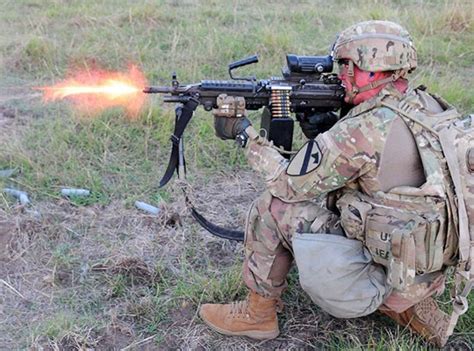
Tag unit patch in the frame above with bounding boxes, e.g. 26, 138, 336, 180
286, 140, 322, 176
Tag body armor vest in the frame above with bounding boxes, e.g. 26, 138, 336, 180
337, 87, 473, 337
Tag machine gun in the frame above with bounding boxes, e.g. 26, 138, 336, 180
144, 54, 345, 240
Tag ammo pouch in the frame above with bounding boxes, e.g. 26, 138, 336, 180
293, 233, 391, 318
337, 191, 447, 291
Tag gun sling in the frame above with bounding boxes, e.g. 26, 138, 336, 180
159, 98, 199, 187
160, 99, 245, 241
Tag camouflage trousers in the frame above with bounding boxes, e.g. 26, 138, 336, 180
242, 190, 446, 313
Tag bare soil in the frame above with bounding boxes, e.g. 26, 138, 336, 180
0, 218, 14, 261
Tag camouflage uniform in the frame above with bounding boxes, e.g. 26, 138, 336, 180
200, 21, 458, 346
242, 83, 445, 313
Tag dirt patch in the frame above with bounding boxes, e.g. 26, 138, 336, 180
30, 322, 136, 351
0, 104, 17, 145
0, 218, 15, 261
0, 105, 16, 119
206, 240, 240, 267
95, 322, 136, 350
110, 257, 155, 285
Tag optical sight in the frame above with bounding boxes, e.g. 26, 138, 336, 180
286, 54, 333, 74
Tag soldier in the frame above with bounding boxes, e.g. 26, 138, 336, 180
199, 21, 459, 347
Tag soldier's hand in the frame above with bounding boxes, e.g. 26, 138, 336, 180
298, 111, 339, 139
213, 94, 251, 140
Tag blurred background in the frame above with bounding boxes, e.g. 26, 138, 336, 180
0, 0, 472, 349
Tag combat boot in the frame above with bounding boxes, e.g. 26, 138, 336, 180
380, 297, 450, 347
199, 291, 280, 340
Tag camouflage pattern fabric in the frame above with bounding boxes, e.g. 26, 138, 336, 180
243, 191, 341, 298
380, 273, 446, 313
246, 85, 401, 202
332, 20, 417, 73
242, 83, 448, 311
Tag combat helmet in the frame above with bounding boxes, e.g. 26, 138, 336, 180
332, 20, 417, 103
332, 20, 417, 73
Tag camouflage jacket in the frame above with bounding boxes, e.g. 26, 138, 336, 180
244, 83, 428, 203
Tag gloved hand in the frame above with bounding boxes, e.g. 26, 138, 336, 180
213, 94, 251, 140
298, 111, 339, 139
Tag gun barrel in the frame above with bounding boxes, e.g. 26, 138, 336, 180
143, 86, 174, 94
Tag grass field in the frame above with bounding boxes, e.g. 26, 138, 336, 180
0, 0, 473, 349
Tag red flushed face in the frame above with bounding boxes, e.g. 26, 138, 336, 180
338, 61, 387, 105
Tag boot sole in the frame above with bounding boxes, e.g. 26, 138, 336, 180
199, 311, 279, 340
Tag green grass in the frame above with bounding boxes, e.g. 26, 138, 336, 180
1, 0, 473, 201
1, 0, 473, 349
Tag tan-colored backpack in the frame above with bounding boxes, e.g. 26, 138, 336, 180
380, 90, 473, 337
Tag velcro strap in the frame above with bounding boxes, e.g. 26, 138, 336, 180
391, 230, 403, 258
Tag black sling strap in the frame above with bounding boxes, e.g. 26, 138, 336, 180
159, 98, 199, 187
189, 201, 244, 241
159, 98, 245, 242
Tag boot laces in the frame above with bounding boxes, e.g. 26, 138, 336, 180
230, 298, 250, 318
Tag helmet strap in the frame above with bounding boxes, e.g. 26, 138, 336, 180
345, 66, 405, 104
357, 70, 405, 93
345, 61, 358, 104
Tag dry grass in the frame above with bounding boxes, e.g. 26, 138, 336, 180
0, 171, 257, 349
1, 0, 473, 349
2, 170, 473, 350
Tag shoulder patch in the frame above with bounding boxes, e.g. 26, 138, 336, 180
287, 140, 322, 176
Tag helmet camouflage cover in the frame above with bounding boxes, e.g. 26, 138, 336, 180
333, 20, 417, 73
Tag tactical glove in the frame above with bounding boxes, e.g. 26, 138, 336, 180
213, 94, 251, 140
298, 111, 339, 139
